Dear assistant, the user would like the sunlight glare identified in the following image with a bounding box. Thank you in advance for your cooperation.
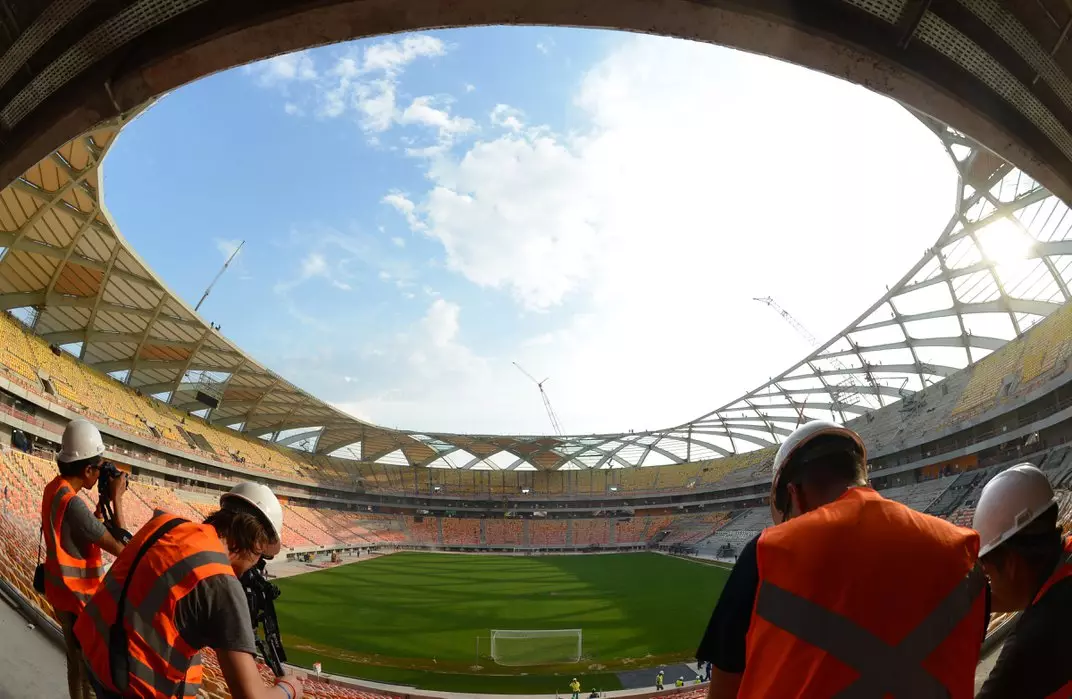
[976,218,1035,265]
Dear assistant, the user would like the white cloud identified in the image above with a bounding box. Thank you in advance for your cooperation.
[536,41,551,55]
[301,252,328,278]
[214,238,243,260]
[247,51,317,86]
[363,34,956,433]
[382,192,425,232]
[464,83,476,93]
[275,247,354,294]
[250,34,454,141]
[400,96,476,138]
[490,104,524,132]
[392,236,406,248]
[362,35,446,74]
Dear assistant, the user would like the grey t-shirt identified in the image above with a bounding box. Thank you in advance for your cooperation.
[174,573,257,655]
[61,495,107,559]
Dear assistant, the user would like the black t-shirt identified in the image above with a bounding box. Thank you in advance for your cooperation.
[695,534,759,673]
[694,533,992,675]
[977,576,1072,699]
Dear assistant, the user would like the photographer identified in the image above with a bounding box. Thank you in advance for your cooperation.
[41,419,128,699]
[75,482,306,699]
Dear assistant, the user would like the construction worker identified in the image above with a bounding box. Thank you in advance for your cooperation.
[972,464,1071,698]
[570,677,581,699]
[42,419,128,699]
[655,669,664,690]
[675,677,684,688]
[697,420,987,699]
[74,482,306,699]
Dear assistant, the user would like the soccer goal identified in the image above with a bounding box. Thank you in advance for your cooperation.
[489,629,583,666]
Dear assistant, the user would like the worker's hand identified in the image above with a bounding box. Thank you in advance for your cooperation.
[108,472,127,501]
[276,672,306,699]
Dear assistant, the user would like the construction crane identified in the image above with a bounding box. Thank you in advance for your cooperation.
[754,296,866,413]
[753,296,819,347]
[195,240,244,312]
[513,361,563,435]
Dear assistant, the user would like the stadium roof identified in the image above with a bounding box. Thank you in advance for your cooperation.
[0,105,1070,469]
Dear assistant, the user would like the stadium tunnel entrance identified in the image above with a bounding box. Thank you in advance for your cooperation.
[1,0,1072,203]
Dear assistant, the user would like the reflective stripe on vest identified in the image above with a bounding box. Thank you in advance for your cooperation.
[41,476,103,615]
[756,565,985,698]
[75,515,233,699]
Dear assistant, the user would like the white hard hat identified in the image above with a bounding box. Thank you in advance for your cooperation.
[973,464,1056,557]
[770,420,866,525]
[221,482,283,541]
[58,419,105,462]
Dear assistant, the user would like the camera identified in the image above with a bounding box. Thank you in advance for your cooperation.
[96,461,132,544]
[241,557,287,676]
[97,461,124,500]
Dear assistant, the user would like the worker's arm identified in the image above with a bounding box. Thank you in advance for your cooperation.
[94,530,125,557]
[706,669,741,699]
[695,536,759,698]
[65,496,125,557]
[217,650,305,699]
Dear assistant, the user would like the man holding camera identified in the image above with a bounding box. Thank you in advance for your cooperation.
[41,419,129,699]
[75,481,306,699]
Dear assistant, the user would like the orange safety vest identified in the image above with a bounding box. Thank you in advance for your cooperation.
[40,475,103,615]
[74,514,235,699]
[1035,537,1072,699]
[740,487,986,699]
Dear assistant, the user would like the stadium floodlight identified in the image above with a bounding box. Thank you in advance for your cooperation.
[489,629,582,666]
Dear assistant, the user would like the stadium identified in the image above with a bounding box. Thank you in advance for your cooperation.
[0,2,1071,699]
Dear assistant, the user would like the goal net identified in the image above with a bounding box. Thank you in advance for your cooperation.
[489,629,582,666]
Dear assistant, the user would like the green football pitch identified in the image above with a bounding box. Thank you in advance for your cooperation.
[273,551,731,694]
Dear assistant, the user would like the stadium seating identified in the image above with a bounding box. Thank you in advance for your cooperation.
[406,516,439,545]
[613,517,648,543]
[529,520,567,546]
[442,517,481,545]
[572,519,609,546]
[485,518,523,545]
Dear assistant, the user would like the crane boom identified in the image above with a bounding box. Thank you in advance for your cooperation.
[513,361,563,435]
[196,240,245,312]
[754,296,866,413]
[753,296,819,347]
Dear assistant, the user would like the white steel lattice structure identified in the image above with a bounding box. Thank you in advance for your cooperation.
[0,106,1071,470]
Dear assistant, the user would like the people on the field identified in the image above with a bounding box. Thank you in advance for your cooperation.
[42,419,128,699]
[74,482,306,699]
[655,669,664,689]
[675,677,684,687]
[972,464,1071,698]
[570,677,581,699]
[697,420,987,699]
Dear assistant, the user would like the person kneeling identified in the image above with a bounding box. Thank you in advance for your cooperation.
[74,482,306,699]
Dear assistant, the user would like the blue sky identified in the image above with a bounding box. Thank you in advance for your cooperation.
[101,27,957,437]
